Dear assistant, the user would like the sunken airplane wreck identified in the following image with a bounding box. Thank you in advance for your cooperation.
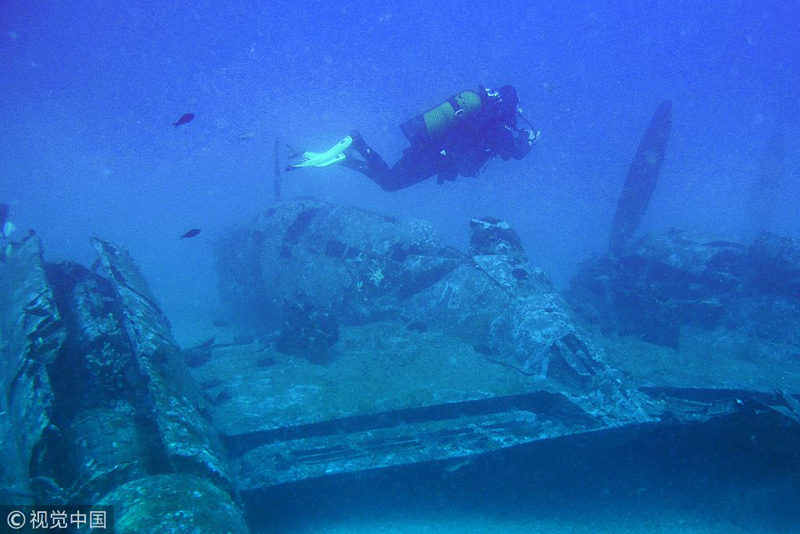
[1,103,799,533]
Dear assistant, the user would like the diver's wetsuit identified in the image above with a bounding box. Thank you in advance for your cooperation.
[342,87,534,192]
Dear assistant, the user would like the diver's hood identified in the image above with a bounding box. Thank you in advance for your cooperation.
[481,85,519,116]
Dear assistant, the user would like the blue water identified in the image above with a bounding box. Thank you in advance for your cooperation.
[2,1,799,531]
[3,0,797,313]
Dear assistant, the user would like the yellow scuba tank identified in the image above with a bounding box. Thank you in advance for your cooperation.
[401,90,483,143]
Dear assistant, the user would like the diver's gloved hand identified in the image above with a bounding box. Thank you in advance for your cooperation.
[510,128,538,160]
[436,150,458,184]
[524,129,542,145]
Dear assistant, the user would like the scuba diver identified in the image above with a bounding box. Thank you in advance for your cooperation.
[287,85,540,192]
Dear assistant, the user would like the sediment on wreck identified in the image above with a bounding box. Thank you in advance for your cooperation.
[0,233,65,503]
[569,229,800,351]
[213,200,648,423]
[213,199,464,329]
[0,234,249,533]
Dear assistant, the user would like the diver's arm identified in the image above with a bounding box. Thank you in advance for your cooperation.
[510,128,537,160]
[487,125,529,160]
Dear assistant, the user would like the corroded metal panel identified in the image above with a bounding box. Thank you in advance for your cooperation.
[0,234,64,500]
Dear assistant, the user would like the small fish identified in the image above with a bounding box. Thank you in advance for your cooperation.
[256,357,277,368]
[180,229,201,239]
[406,321,428,333]
[211,389,233,406]
[237,131,257,141]
[197,337,215,349]
[173,113,195,127]
[200,378,224,390]
[473,344,494,356]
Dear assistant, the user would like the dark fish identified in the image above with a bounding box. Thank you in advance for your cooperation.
[173,113,195,127]
[0,203,8,227]
[473,344,494,356]
[200,378,225,390]
[211,389,233,406]
[197,337,215,349]
[180,229,201,239]
[407,321,428,333]
[256,357,277,368]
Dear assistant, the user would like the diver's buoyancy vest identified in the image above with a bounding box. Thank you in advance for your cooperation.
[401,90,483,143]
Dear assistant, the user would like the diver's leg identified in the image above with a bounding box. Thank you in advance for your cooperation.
[379,146,438,192]
[340,157,373,176]
[343,131,436,192]
[343,130,392,179]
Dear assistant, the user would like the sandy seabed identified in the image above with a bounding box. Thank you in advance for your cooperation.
[285,519,771,534]
[286,518,778,534]
[268,505,793,534]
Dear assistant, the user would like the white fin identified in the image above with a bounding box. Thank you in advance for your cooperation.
[288,135,353,169]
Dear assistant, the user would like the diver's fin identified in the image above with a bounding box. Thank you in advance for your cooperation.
[286,135,353,171]
[296,152,346,168]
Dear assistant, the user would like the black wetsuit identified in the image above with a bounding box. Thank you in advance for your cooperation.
[343,92,533,192]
